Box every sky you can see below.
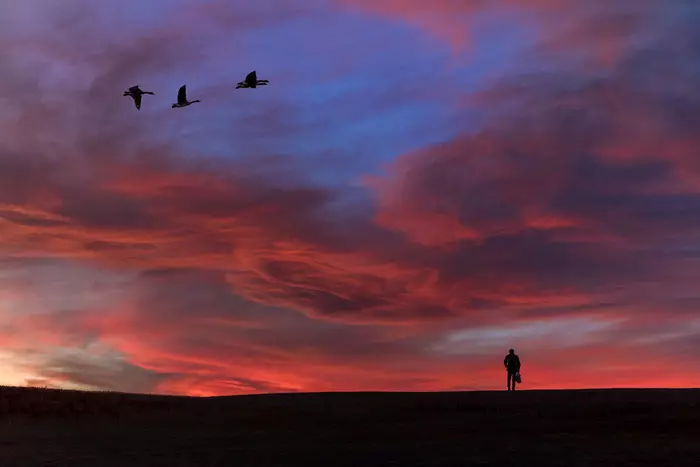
[0,0,699,396]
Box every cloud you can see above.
[337,0,664,62]
[36,347,171,394]
[0,0,699,393]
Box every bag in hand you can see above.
[515,373,522,384]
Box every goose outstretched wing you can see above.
[245,71,257,86]
[177,85,187,104]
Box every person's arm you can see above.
[503,355,508,368]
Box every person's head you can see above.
[509,348,515,355]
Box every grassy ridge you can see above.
[0,385,193,418]
[0,387,697,465]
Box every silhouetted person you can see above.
[504,348,521,391]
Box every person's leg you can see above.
[507,372,513,391]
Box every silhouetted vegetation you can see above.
[0,385,194,420]
[0,387,698,466]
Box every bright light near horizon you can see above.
[0,350,40,387]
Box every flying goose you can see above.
[236,71,269,89]
[172,85,201,108]
[123,85,154,110]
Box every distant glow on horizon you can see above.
[0,353,35,387]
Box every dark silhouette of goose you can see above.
[123,85,154,110]
[172,85,200,108]
[236,71,269,89]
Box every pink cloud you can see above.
[337,0,660,64]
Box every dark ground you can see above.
[0,387,698,466]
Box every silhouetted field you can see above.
[0,387,698,466]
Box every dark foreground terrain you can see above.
[0,387,698,466]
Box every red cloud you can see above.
[336,0,660,64]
